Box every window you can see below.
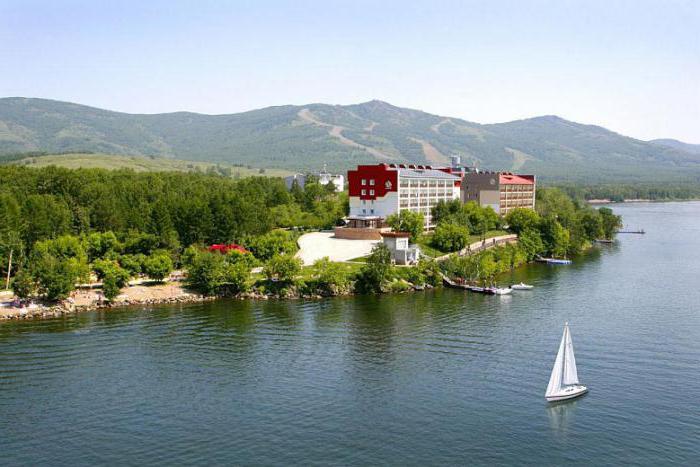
[370,209,374,214]
[362,200,366,205]
[369,179,375,186]
[362,208,366,214]
[369,189,374,196]
[361,179,366,185]
[361,189,366,195]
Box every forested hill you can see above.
[1,97,699,182]
[649,138,700,155]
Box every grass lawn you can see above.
[417,229,510,257]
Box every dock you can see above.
[616,229,645,234]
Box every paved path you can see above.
[296,232,379,266]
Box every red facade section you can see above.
[347,164,398,200]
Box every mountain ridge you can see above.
[1,97,698,182]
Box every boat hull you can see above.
[546,385,588,402]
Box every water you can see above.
[1,202,699,465]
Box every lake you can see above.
[1,202,699,465]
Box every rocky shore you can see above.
[0,281,432,321]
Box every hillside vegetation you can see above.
[1,97,699,182]
[5,152,291,177]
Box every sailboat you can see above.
[545,323,588,402]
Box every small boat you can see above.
[490,287,512,295]
[537,257,572,265]
[545,323,588,402]
[466,286,495,295]
[595,239,614,244]
[511,282,534,290]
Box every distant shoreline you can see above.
[587,198,700,204]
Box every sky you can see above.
[1,0,698,142]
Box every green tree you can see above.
[185,251,227,295]
[504,208,541,234]
[599,207,622,240]
[355,243,393,293]
[12,269,35,299]
[385,210,424,243]
[143,252,173,282]
[245,230,298,261]
[263,254,302,283]
[432,223,470,252]
[309,257,350,295]
[222,261,250,294]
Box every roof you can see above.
[397,168,460,180]
[499,173,534,185]
[381,232,411,238]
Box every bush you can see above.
[119,254,146,276]
[355,244,393,293]
[263,254,302,283]
[185,249,251,295]
[432,223,470,252]
[307,257,351,295]
[143,252,173,282]
[12,269,36,299]
[244,230,298,261]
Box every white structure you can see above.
[347,163,461,228]
[285,165,344,193]
[381,232,421,265]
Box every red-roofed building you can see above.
[462,171,536,215]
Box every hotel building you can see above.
[346,163,462,229]
[461,172,536,215]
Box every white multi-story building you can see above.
[346,163,461,228]
[285,166,345,192]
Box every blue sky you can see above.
[1,0,698,142]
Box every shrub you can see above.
[432,223,470,252]
[263,254,302,283]
[143,252,173,282]
[355,244,393,293]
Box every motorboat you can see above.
[511,283,534,290]
[490,287,512,295]
[545,323,588,402]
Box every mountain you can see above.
[1,97,699,182]
[649,138,700,156]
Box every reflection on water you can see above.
[546,397,582,436]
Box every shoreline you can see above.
[0,280,434,321]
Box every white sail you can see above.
[545,326,567,397]
[562,325,579,385]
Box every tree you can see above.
[355,243,393,293]
[30,236,89,301]
[599,207,622,240]
[517,229,545,260]
[143,252,173,282]
[309,257,350,295]
[245,230,297,261]
[432,223,470,252]
[578,210,604,241]
[223,261,250,294]
[540,216,570,258]
[185,251,227,295]
[12,269,35,299]
[504,208,541,234]
[263,254,302,283]
[385,210,424,243]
